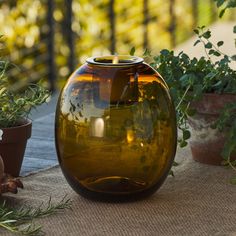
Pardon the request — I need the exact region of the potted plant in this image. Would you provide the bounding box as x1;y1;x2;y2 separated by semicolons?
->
148;25;236;172
0;59;50;177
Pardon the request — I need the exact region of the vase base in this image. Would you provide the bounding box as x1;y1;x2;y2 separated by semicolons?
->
80;176;147;194
62;170;165;202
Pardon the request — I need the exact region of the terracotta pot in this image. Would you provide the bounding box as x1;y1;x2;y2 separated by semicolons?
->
0;119;32;176
188;93;236;165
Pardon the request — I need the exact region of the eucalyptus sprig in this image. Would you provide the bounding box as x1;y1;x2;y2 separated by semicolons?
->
0;196;72;235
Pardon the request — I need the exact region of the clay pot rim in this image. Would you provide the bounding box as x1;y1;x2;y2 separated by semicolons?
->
190;92;236;115
201;92;236;98
0;118;32;131
0;118;32;144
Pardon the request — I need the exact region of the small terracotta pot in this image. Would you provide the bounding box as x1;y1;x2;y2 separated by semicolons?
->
188;93;236;165
0;119;32;176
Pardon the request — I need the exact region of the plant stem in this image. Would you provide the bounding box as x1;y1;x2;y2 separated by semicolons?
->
227;157;236;172
176;84;191;110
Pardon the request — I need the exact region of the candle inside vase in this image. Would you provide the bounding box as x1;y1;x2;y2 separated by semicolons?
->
112;55;119;64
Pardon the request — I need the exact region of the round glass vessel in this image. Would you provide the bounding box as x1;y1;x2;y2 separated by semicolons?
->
55;55;177;201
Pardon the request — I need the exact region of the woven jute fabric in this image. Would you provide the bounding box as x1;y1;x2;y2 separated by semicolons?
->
1;147;236;236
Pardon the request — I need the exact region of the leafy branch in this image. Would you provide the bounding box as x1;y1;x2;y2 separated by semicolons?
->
149;25;236;181
0;196;72;235
194;26;236;61
213;0;236;17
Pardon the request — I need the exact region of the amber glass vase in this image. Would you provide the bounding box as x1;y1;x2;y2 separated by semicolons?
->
55;55;177;201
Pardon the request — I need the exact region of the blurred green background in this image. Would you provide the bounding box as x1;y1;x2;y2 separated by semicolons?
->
0;0;235;91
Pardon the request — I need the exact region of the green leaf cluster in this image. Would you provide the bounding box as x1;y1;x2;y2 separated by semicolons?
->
0;59;50;128
213;0;236;17
149;26;236;171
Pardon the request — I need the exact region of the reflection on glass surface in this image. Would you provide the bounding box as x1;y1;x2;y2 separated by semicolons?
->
55;56;177;201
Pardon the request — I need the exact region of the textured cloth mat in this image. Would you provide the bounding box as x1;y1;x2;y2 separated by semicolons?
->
1;147;236;236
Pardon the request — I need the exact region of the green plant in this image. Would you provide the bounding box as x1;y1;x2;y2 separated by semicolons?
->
0;196;72;235
213;0;236;18
0;60;50;128
148;25;236;179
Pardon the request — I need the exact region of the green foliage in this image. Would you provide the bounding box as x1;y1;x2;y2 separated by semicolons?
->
129;47;136;56
150;26;236;172
0;60;50;128
0;196;72;235
214;0;236;17
0;0;225;87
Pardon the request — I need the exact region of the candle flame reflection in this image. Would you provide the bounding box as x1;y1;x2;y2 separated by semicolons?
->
112;55;119;64
93;118;105;137
127;130;134;143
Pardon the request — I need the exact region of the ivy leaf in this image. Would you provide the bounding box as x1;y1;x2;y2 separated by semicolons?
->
205;42;212;49
217;41;224;47
219;8;226;18
212;80;222;89
202;30;211;39
172;161;179;167
143;48;151;57
130;47;135;56
160;49;170;56
179;74;197;87
209;49;215;55
179;140;188;148
213;51;221;57
183;130;191;140
193;39;201;46
227;1;236;8
233;25;236;33
216;0;225;7
231;55;236;61
193;29;199;35
169;170;174;177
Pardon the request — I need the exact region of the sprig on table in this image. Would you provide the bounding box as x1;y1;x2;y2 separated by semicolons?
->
0;196;72;235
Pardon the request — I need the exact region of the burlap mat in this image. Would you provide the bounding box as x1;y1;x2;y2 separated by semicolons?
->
1;147;236;236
